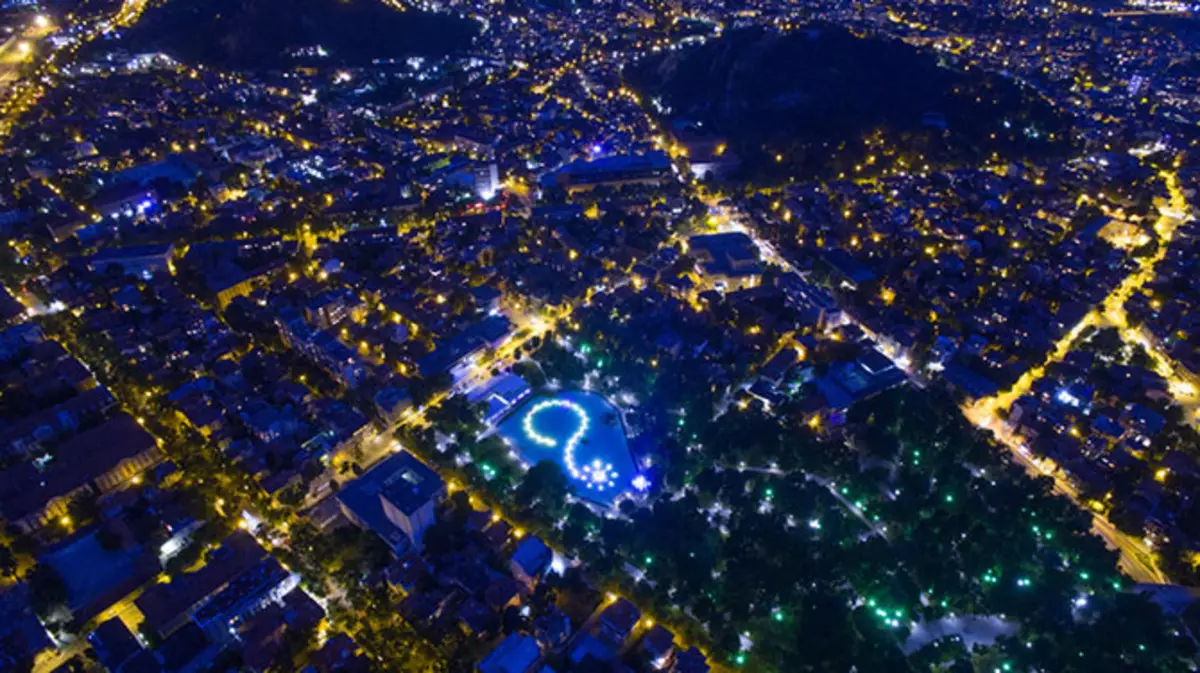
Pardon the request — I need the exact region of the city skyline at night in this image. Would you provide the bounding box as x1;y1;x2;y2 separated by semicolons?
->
0;0;1197;672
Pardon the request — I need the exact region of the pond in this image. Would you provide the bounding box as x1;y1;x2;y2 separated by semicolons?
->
497;390;641;506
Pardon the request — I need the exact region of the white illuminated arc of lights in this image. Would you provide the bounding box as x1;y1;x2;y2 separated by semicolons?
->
521;399;619;491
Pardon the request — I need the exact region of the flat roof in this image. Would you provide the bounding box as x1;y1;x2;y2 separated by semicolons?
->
379;454;444;516
337;451;443;539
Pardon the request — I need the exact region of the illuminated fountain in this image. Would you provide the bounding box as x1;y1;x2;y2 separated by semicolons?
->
521;399;619;491
500;391;642;504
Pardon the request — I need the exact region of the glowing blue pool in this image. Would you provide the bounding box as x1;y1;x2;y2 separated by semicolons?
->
497;390;639;506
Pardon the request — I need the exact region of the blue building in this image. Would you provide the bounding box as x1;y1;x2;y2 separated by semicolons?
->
337;451;445;552
509;536;552;589
479;633;543;673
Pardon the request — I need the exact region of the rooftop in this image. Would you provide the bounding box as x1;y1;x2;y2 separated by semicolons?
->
337;451;444;547
479;633;542;673
135;531;267;633
0;414;158;523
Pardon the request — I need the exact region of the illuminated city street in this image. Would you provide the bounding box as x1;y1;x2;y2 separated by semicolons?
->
964;170;1194;585
1;0;1200;671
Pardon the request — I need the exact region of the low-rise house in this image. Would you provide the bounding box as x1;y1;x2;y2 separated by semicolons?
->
596;597;641;649
478;633;543;673
534;607;572;650
237;589;325;672
688;232;764;289
458;596;498;638
509;536;552;589
89;618;146;672
673;646;710;673
639;624;676;669
0;385;117;457
303;633;372;673
375;385;413;425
